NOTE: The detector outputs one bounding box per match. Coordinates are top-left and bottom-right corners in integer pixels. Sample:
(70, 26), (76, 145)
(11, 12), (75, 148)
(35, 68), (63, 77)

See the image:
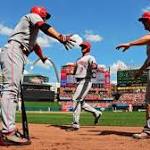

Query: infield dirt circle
(1, 124), (150, 150)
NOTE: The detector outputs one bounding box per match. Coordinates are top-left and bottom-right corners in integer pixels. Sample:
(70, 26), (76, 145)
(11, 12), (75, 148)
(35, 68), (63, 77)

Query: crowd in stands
(112, 90), (145, 107)
(119, 92), (145, 106)
(60, 101), (111, 112)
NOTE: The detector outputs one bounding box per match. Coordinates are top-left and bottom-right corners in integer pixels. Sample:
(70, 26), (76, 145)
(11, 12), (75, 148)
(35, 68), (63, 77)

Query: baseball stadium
(0, 59), (149, 150)
(1, 1), (150, 150)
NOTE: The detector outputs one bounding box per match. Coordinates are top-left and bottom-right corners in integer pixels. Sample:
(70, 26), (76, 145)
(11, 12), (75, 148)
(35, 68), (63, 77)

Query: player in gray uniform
(67, 41), (102, 131)
(116, 11), (150, 139)
(0, 6), (74, 144)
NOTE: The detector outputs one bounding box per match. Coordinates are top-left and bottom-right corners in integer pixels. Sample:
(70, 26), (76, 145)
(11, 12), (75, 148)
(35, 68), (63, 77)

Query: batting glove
(41, 56), (48, 63)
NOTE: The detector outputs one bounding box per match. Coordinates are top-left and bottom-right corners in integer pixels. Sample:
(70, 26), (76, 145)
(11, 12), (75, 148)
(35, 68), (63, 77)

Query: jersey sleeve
(26, 13), (44, 26)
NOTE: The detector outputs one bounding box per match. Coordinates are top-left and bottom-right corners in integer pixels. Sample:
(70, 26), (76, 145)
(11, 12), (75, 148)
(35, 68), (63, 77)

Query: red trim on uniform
(33, 44), (43, 58)
(36, 21), (45, 27)
(9, 46), (15, 132)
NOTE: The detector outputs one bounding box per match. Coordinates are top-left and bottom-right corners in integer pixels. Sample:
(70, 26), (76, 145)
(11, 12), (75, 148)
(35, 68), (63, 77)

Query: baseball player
(67, 41), (102, 131)
(0, 6), (74, 145)
(116, 11), (150, 139)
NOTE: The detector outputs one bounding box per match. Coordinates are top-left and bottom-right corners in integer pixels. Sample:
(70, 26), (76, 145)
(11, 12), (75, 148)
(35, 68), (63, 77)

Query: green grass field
(25, 101), (60, 107)
(16, 111), (145, 127)
(24, 101), (61, 111)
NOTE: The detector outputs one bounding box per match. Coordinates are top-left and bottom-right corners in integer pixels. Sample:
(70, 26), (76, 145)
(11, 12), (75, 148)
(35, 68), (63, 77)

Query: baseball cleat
(94, 111), (102, 125)
(1, 130), (31, 145)
(133, 132), (150, 139)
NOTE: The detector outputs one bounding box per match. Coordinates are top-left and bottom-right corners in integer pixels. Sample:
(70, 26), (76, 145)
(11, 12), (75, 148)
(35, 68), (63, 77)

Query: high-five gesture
(58, 34), (76, 50)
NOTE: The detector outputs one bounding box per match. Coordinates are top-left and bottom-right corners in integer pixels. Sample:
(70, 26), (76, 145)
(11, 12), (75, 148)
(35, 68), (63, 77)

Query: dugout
(22, 83), (55, 101)
(112, 103), (129, 111)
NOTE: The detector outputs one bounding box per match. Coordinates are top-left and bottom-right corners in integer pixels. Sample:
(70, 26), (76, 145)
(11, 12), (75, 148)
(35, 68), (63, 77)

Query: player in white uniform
(116, 11), (150, 139)
(67, 41), (102, 131)
(0, 6), (74, 145)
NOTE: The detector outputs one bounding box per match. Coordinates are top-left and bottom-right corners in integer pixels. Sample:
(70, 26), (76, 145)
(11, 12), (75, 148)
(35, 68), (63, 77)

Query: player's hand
(41, 56), (48, 63)
(116, 43), (130, 52)
(91, 63), (98, 70)
(59, 34), (76, 50)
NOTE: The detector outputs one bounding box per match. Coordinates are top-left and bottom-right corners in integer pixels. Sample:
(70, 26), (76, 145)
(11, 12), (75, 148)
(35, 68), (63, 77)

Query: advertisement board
(117, 69), (147, 87)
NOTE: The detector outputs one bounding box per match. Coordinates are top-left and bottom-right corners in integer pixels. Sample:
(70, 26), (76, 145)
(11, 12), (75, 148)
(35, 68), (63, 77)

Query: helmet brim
(138, 17), (149, 22)
(46, 13), (51, 20)
(79, 44), (86, 49)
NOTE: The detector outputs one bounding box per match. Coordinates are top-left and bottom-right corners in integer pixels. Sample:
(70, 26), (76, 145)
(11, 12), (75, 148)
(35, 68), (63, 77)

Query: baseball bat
(20, 84), (30, 140)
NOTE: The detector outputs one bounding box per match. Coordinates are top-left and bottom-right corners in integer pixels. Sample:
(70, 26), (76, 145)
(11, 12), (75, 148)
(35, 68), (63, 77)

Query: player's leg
(0, 42), (28, 144)
(72, 79), (101, 128)
(79, 80), (102, 124)
(81, 101), (102, 124)
(67, 79), (89, 131)
(133, 69), (150, 139)
(72, 101), (81, 129)
(145, 103), (150, 130)
(70, 81), (85, 130)
(0, 44), (20, 134)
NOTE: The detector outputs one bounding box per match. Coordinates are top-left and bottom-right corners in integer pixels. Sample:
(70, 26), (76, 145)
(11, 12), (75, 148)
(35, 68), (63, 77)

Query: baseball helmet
(139, 11), (150, 22)
(31, 6), (51, 20)
(80, 41), (91, 50)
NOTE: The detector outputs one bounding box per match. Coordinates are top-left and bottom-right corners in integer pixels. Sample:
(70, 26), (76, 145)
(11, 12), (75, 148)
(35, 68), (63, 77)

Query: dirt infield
(1, 124), (150, 150)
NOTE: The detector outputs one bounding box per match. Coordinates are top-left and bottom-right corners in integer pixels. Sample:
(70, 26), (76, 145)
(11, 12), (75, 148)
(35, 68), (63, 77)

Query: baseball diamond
(1, 1), (150, 150)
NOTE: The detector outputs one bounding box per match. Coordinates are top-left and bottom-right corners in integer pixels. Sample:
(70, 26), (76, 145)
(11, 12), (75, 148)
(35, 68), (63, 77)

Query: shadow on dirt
(47, 125), (71, 130)
(98, 130), (135, 137)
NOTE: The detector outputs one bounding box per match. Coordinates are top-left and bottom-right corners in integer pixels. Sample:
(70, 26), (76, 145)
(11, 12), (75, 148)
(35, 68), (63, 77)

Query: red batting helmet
(31, 6), (51, 20)
(80, 41), (91, 49)
(139, 11), (150, 22)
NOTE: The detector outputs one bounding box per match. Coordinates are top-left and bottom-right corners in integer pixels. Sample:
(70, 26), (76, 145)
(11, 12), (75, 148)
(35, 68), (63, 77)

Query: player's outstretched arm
(116, 34), (150, 52)
(116, 43), (130, 52)
(38, 23), (75, 50)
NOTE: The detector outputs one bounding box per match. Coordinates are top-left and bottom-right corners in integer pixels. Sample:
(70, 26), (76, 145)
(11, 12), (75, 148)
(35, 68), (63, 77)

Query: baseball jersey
(74, 54), (97, 79)
(147, 43), (150, 56)
(9, 13), (44, 53)
(146, 43), (150, 69)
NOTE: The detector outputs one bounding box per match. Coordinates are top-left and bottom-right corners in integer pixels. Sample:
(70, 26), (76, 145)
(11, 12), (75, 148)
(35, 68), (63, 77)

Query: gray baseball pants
(145, 69), (150, 104)
(144, 69), (150, 131)
(0, 41), (27, 133)
(72, 78), (99, 128)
